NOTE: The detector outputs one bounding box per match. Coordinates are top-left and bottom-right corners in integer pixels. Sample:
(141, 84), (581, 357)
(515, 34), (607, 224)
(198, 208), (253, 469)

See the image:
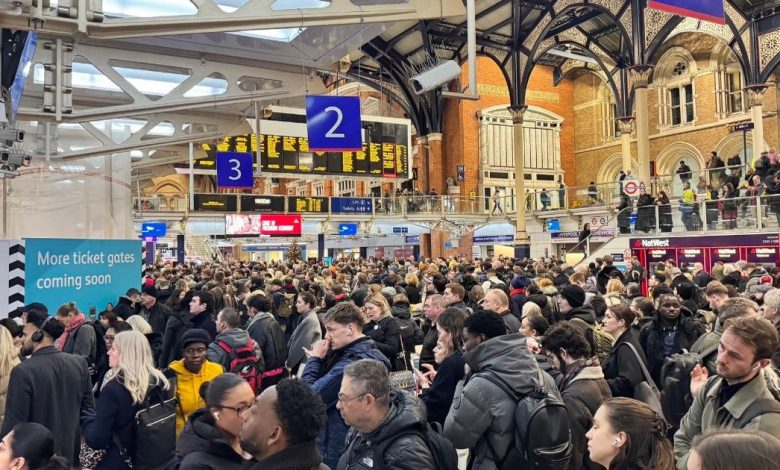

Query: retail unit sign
(648, 0), (725, 24)
(24, 239), (139, 312)
(260, 214), (302, 237)
(631, 234), (779, 248)
(473, 235), (515, 244)
(216, 151), (254, 188)
(551, 229), (615, 242)
(305, 96), (362, 151)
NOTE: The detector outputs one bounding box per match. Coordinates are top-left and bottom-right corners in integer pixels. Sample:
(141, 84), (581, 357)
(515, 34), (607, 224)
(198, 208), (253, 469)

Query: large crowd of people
(0, 253), (779, 469)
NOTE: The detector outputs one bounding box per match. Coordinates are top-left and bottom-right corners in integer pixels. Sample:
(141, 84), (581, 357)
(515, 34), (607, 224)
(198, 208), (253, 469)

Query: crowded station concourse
(5, 1), (780, 470)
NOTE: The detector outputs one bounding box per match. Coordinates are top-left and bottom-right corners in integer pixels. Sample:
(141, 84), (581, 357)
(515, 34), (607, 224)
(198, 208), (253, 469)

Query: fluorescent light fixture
(545, 48), (598, 65)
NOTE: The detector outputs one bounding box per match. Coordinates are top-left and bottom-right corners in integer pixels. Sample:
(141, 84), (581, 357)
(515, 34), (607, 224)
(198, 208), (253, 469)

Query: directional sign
(216, 151), (254, 188)
(733, 122), (755, 132)
(339, 223), (358, 236)
(305, 96), (362, 151)
(393, 226), (409, 234)
(140, 222), (166, 238)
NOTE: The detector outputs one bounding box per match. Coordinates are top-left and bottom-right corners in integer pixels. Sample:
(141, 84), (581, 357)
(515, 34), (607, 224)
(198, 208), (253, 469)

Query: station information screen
(200, 108), (412, 179)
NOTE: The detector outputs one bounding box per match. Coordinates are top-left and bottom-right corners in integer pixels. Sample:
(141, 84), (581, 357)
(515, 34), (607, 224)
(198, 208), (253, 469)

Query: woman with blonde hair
(81, 330), (170, 469)
(361, 293), (402, 370)
(0, 327), (21, 430)
(604, 279), (628, 307)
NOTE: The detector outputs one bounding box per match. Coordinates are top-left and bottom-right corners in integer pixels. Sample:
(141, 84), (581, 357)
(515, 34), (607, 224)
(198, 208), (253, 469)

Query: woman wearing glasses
(175, 373), (254, 470)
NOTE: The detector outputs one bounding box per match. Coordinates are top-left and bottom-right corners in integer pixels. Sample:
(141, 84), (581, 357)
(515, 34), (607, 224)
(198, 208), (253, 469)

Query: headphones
(611, 438), (622, 447)
(31, 316), (54, 343)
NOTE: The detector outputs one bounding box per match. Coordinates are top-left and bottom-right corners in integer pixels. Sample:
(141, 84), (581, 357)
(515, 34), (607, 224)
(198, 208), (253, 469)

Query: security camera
(0, 151), (31, 170)
(410, 60), (461, 95)
(0, 128), (24, 146)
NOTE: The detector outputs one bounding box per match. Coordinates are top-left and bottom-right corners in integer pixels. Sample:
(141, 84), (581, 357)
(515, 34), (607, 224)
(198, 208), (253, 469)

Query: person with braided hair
(585, 397), (674, 470)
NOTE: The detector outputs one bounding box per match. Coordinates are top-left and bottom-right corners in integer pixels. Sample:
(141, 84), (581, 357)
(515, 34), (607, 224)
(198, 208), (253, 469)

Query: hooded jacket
(639, 309), (706, 384)
(300, 336), (390, 469)
(166, 359), (224, 435)
(337, 390), (436, 470)
(175, 408), (248, 470)
(444, 333), (559, 470)
(207, 328), (264, 374)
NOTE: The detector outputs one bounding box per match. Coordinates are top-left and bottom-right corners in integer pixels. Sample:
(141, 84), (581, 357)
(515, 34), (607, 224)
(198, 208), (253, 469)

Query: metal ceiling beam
(546, 10), (603, 38)
(2, 0), (467, 39)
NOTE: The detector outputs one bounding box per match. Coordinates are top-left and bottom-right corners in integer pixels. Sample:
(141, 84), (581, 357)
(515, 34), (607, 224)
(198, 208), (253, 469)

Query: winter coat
(0, 346), (94, 464)
(674, 372), (780, 469)
(639, 312), (706, 384)
(62, 321), (98, 367)
(601, 330), (649, 399)
(160, 309), (188, 368)
(145, 332), (163, 368)
(566, 305), (599, 359)
(286, 311), (322, 372)
(405, 284), (422, 305)
(247, 441), (328, 470)
(113, 296), (136, 320)
(176, 408), (248, 470)
(337, 390), (435, 470)
(419, 323), (439, 370)
(444, 333), (559, 470)
(165, 359), (224, 435)
(693, 270), (713, 288)
(246, 312), (287, 371)
(636, 195), (655, 231)
(363, 315), (402, 371)
(690, 319), (726, 376)
(596, 266), (624, 294)
(207, 328), (264, 374)
(497, 309), (520, 334)
(509, 289), (527, 319)
(190, 310), (218, 340)
(0, 356), (20, 432)
(300, 336), (390, 469)
(559, 364), (612, 470)
(81, 378), (166, 470)
(391, 302), (422, 370)
(142, 301), (172, 336)
(420, 351), (465, 426)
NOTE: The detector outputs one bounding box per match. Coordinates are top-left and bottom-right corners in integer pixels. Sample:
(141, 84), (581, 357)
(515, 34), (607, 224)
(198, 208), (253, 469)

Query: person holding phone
(415, 308), (467, 426)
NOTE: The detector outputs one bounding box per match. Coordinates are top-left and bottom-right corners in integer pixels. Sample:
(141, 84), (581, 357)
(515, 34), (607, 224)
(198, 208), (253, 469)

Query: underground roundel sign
(623, 179), (641, 197)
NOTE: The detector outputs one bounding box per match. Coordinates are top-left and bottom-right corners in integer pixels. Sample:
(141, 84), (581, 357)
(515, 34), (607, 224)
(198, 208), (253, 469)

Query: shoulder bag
(623, 342), (666, 420)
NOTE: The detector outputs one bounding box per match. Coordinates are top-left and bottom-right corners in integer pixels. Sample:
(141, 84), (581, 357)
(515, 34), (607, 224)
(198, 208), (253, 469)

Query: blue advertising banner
(331, 197), (373, 214)
(24, 239), (140, 312)
(648, 0), (725, 24)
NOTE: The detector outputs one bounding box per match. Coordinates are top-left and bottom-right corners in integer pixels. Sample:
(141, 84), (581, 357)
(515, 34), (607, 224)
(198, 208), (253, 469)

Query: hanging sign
(305, 96), (363, 151)
(648, 0), (725, 24)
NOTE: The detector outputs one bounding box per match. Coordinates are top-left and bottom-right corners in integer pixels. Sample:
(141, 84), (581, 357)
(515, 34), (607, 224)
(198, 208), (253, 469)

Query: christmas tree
(286, 242), (301, 262)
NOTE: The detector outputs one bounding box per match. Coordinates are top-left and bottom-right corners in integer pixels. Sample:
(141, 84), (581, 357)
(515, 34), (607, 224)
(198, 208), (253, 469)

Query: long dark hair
(8, 423), (70, 470)
(601, 398), (674, 470)
(437, 308), (467, 354)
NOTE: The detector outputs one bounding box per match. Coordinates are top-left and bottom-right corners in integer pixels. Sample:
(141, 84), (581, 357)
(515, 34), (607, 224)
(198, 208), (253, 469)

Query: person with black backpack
(336, 359), (453, 470)
(444, 311), (571, 470)
(542, 323), (612, 470)
(245, 293), (288, 387)
(81, 330), (171, 470)
(207, 308), (264, 394)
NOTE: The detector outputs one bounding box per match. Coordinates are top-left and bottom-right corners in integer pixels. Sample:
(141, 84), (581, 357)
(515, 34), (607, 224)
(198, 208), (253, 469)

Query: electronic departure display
(199, 108), (412, 180)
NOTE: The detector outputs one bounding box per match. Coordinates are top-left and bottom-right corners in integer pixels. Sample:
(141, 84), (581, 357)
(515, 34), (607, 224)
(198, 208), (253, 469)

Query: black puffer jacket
(639, 309), (706, 384)
(337, 390), (435, 470)
(175, 408), (248, 470)
(363, 315), (402, 371)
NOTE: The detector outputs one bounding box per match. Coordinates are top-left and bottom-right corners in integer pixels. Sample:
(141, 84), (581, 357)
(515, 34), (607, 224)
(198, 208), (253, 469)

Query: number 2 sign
(305, 95), (362, 151)
(216, 152), (254, 188)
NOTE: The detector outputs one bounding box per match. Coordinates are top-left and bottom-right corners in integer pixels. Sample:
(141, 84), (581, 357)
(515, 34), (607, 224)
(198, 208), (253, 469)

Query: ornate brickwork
(557, 27), (588, 45)
(620, 5), (632, 39)
(553, 0), (579, 15)
(699, 19), (734, 44)
(526, 16), (548, 55)
(759, 29), (780, 71)
(590, 41), (617, 68)
(645, 8), (673, 46)
(741, 31), (751, 69)
(724, 1), (746, 32)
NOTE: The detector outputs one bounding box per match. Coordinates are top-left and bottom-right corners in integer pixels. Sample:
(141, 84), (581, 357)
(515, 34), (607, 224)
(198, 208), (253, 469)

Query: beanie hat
(511, 276), (529, 289)
(560, 285), (586, 309)
(180, 328), (211, 350)
(142, 285), (158, 298)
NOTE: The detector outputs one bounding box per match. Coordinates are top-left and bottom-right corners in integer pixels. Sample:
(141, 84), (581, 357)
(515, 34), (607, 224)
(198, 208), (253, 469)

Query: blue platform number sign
(305, 96), (362, 152)
(217, 152), (254, 188)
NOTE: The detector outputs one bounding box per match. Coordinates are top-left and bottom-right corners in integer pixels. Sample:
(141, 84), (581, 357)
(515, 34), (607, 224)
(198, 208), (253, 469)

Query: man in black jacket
(336, 359), (436, 469)
(1, 309), (94, 465)
(140, 284), (172, 336)
(419, 294), (444, 370)
(639, 293), (706, 384)
(596, 255), (624, 294)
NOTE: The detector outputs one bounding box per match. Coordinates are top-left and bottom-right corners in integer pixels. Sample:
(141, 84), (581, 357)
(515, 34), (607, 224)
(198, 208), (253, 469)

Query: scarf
(560, 356), (601, 390)
(55, 313), (87, 351)
(510, 288), (526, 297)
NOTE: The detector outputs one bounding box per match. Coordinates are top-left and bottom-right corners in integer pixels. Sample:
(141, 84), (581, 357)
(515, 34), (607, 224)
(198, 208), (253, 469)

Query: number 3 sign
(216, 152), (254, 188)
(305, 95), (363, 151)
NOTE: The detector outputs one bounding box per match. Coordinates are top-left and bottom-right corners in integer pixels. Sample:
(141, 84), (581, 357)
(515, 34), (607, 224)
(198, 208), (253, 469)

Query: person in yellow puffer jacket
(163, 329), (223, 435)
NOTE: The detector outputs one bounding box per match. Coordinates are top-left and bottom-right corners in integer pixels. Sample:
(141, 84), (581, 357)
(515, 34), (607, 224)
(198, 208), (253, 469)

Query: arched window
(711, 44), (746, 117)
(654, 48), (697, 128)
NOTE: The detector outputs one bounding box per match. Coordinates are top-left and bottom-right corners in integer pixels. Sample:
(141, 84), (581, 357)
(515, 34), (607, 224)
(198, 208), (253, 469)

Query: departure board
(200, 109), (411, 179)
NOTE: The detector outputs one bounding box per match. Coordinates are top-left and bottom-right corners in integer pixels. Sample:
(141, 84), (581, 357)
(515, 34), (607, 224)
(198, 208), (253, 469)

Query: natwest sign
(260, 214), (302, 237)
(634, 238), (671, 248)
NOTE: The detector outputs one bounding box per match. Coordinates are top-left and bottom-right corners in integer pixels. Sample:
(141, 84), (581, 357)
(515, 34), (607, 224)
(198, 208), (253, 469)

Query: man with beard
(1, 309), (94, 465)
(674, 317), (780, 469)
(239, 379), (328, 470)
